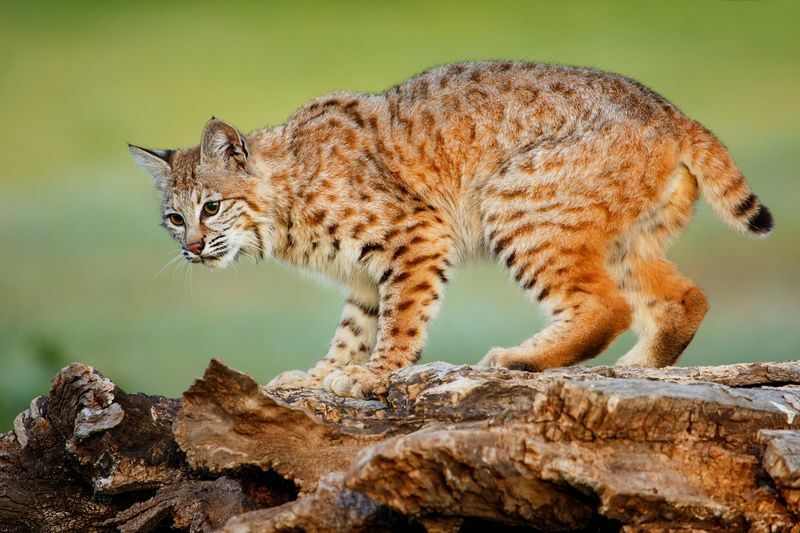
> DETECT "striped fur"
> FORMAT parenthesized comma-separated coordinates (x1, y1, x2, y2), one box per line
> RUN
(130, 61, 772, 399)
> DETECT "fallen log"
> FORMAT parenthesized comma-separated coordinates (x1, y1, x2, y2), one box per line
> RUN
(2, 359, 800, 532)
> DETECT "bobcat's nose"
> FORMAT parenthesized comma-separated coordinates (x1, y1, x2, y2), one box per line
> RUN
(186, 240, 204, 255)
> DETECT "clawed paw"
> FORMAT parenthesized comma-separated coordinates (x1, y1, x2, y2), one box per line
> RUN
(267, 369, 323, 390)
(322, 365, 386, 399)
(478, 347, 514, 367)
(479, 348, 540, 372)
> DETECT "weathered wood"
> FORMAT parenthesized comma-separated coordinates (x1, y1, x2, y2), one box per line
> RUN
(108, 478, 252, 532)
(3, 359, 800, 532)
(174, 359, 387, 493)
(761, 429, 800, 518)
(0, 364, 280, 532)
(1, 363, 184, 532)
(224, 472, 424, 533)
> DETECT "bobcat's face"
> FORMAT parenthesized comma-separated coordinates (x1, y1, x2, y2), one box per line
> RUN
(130, 119, 264, 269)
(161, 184, 256, 269)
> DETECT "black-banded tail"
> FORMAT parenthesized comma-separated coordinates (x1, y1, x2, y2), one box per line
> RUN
(681, 120, 773, 237)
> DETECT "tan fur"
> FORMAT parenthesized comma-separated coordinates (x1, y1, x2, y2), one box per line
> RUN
(130, 61, 772, 398)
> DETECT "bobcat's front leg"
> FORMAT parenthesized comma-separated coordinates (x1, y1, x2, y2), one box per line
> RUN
(323, 245, 452, 399)
(268, 288, 378, 390)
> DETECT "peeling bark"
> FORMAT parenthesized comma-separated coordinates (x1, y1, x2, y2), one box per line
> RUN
(108, 478, 252, 532)
(3, 359, 800, 532)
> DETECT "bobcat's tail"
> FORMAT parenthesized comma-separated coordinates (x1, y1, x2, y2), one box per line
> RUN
(681, 120, 773, 237)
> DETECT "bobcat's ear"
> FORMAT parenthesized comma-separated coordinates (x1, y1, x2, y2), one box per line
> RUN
(200, 118, 249, 167)
(129, 145, 173, 191)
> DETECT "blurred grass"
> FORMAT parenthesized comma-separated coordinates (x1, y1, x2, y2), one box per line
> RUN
(1, 0, 799, 429)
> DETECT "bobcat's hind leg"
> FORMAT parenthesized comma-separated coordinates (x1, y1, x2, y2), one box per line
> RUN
(479, 222, 632, 371)
(614, 164, 707, 367)
(477, 144, 639, 371)
(615, 257, 708, 368)
(269, 288, 378, 390)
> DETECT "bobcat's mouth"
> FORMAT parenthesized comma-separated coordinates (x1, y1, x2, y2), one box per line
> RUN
(181, 235, 259, 269)
(199, 248, 238, 269)
(180, 246, 238, 269)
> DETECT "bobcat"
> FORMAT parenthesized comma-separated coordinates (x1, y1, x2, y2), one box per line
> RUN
(130, 61, 773, 399)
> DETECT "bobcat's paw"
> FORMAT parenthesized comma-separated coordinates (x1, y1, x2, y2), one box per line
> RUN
(615, 349, 650, 367)
(479, 347, 541, 372)
(322, 365, 386, 399)
(267, 369, 322, 390)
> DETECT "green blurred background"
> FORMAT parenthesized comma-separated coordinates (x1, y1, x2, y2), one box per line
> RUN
(1, 1, 798, 429)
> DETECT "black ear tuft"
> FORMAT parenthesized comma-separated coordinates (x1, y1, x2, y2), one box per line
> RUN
(129, 144, 174, 164)
(143, 147, 174, 164)
(129, 144, 174, 190)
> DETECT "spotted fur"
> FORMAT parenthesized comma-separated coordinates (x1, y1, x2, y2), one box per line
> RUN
(130, 61, 773, 399)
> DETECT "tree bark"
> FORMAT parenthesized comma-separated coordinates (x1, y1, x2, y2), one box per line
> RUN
(2, 359, 800, 532)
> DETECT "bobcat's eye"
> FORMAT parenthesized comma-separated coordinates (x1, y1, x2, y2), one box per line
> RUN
(203, 201, 220, 216)
(166, 213, 184, 226)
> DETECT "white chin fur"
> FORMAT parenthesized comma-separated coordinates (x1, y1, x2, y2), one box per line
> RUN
(202, 248, 239, 270)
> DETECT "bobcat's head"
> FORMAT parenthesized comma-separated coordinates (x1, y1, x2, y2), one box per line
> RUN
(130, 119, 266, 269)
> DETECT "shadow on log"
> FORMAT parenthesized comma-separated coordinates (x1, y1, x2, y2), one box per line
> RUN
(3, 359, 800, 532)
